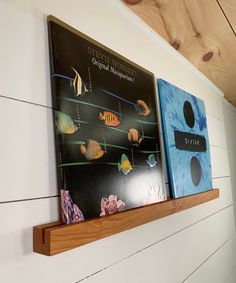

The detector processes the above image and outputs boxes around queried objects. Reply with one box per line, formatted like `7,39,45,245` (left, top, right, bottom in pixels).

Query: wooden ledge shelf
33,189,219,256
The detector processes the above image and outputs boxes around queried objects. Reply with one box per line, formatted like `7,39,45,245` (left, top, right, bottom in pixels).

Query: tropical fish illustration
55,111,78,134
128,128,142,147
146,154,157,167
71,67,88,96
118,154,133,175
136,100,151,116
100,194,126,216
80,139,104,160
99,111,120,127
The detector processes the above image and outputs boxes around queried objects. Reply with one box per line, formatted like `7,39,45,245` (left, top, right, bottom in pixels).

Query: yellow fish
71,67,88,96
118,154,133,175
80,139,104,160
55,111,78,134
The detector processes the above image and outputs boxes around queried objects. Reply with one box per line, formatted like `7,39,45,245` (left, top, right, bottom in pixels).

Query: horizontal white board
184,233,236,283
211,146,230,178
223,102,236,218
0,96,57,202
0,1,51,106
207,114,226,148
77,206,235,283
0,177,232,283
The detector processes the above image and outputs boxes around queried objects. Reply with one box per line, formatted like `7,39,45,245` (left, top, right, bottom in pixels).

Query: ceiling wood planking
218,0,236,35
124,0,236,107
182,0,236,98
122,0,169,40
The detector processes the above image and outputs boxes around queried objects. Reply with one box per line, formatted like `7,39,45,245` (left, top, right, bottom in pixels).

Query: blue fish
55,111,78,134
146,154,157,167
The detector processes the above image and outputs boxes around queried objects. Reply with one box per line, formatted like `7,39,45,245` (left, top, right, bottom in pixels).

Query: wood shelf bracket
33,188,219,256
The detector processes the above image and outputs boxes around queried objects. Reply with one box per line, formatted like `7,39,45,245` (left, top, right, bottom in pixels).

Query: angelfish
71,67,88,96
118,154,133,175
55,111,78,134
80,139,104,160
128,128,142,147
136,100,150,116
146,154,157,167
99,111,120,127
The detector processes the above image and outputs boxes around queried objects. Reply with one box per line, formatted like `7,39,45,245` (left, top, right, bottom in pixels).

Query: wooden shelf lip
33,188,219,256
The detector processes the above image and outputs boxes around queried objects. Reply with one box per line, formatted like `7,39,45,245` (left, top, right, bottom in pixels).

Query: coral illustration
100,195,126,216
144,185,165,205
61,190,84,223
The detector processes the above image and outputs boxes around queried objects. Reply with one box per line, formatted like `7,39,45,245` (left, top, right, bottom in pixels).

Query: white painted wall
223,101,236,227
0,1,235,282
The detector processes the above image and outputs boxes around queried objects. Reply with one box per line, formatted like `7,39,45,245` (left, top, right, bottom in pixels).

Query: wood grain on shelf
33,189,219,256
124,0,236,107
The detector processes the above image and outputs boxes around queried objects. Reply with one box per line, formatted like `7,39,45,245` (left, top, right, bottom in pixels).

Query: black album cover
48,16,166,224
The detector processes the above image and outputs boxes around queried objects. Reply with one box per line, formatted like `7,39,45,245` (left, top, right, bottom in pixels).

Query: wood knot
155,1,161,8
169,39,181,50
124,0,142,4
202,51,214,62
194,32,201,38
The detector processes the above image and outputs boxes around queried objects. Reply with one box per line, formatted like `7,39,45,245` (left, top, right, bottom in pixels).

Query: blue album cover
158,79,212,198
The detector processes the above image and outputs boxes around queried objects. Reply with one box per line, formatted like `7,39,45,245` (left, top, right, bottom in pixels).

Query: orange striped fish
99,112,120,127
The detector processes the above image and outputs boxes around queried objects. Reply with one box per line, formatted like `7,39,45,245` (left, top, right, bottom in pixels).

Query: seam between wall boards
0,94,225,123
0,94,226,139
0,195,59,205
0,94,53,110
222,97,236,113
206,111,224,123
181,234,236,282
212,176,230,179
0,94,225,124
75,204,233,283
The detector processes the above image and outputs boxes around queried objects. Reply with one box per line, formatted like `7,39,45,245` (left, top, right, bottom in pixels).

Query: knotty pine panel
125,0,236,107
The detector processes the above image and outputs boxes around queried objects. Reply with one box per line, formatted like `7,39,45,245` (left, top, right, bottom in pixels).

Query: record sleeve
48,16,166,224
158,79,212,198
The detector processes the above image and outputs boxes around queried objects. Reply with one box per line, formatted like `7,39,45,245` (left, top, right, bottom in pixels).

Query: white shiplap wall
0,1,235,282
223,100,236,228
